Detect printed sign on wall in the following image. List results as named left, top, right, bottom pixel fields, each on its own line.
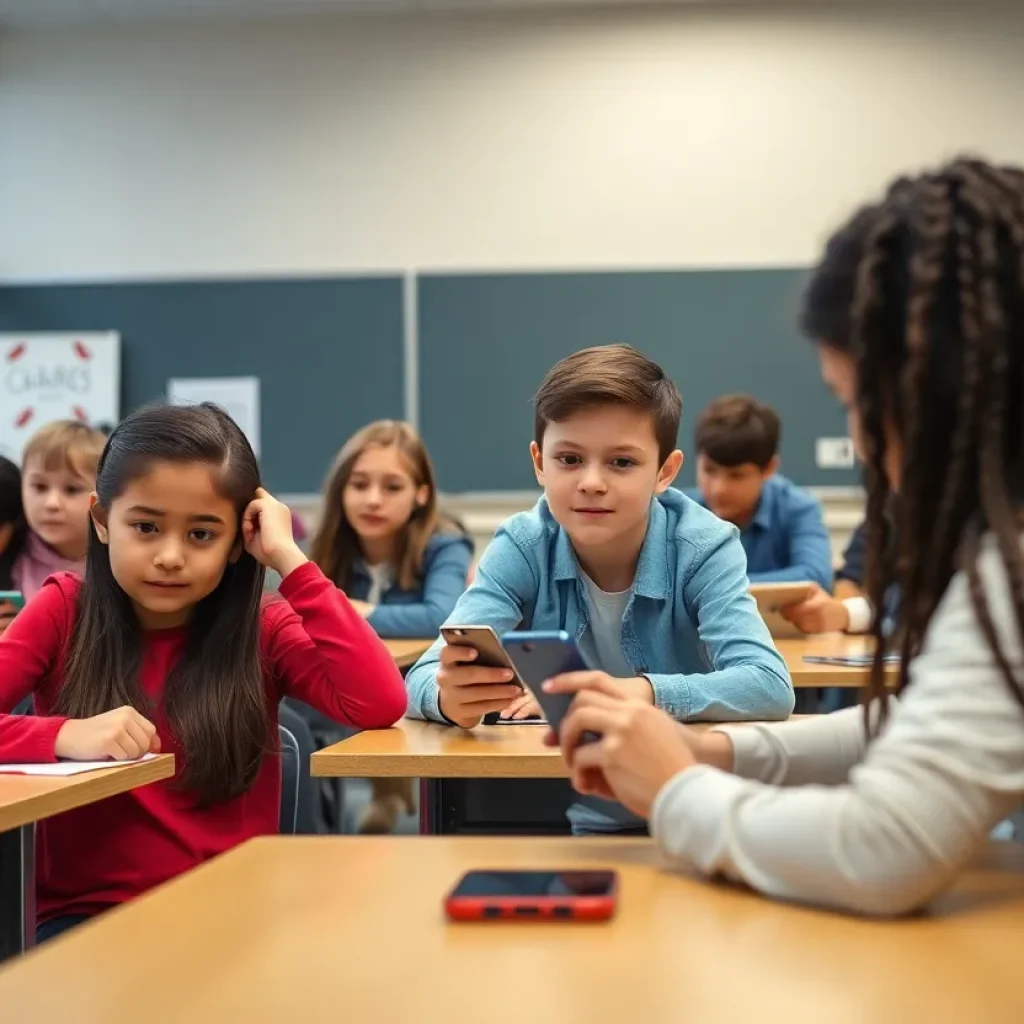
left=0, top=333, right=121, bottom=461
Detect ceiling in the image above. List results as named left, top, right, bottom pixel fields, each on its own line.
left=0, top=0, right=973, bottom=29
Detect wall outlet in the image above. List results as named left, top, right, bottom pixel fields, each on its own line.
left=815, top=437, right=856, bottom=469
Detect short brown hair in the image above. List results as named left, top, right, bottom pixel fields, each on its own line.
left=695, top=394, right=780, bottom=469
left=534, top=345, right=682, bottom=463
left=22, top=420, right=106, bottom=480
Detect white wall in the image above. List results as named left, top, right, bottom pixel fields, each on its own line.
left=2, top=5, right=1024, bottom=282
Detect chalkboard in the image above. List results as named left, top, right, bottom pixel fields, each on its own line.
left=0, top=277, right=404, bottom=493
left=418, top=269, right=855, bottom=492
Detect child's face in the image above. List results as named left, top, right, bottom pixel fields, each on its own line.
left=342, top=444, right=429, bottom=549
left=94, top=461, right=241, bottom=630
left=21, top=455, right=95, bottom=560
left=696, top=454, right=776, bottom=527
left=531, top=404, right=681, bottom=558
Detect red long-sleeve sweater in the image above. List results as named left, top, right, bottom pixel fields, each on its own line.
left=0, top=562, right=407, bottom=925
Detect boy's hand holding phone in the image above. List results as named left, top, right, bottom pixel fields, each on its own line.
left=436, top=643, right=522, bottom=729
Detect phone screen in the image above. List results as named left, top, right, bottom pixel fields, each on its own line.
left=450, top=870, right=616, bottom=899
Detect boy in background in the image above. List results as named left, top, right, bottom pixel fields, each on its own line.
left=687, top=394, right=832, bottom=590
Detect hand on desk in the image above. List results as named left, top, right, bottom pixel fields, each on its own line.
left=436, top=642, right=522, bottom=729
left=542, top=673, right=731, bottom=818
left=500, top=690, right=542, bottom=720
left=780, top=583, right=850, bottom=634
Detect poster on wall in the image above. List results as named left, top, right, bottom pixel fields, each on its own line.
left=0, top=332, right=121, bottom=462
left=168, top=376, right=261, bottom=457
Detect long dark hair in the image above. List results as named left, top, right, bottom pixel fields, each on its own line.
left=0, top=456, right=27, bottom=590
left=55, top=403, right=269, bottom=805
left=801, top=158, right=1024, bottom=729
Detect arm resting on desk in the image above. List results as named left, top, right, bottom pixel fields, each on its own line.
left=651, top=545, right=1024, bottom=916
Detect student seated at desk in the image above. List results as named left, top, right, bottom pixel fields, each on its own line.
left=686, top=395, right=832, bottom=590
left=0, top=403, right=405, bottom=943
left=0, top=421, right=106, bottom=637
left=310, top=420, right=473, bottom=639
left=309, top=420, right=473, bottom=833
left=548, top=158, right=1024, bottom=914
left=405, top=344, right=794, bottom=835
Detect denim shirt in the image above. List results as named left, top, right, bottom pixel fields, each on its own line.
left=686, top=475, right=833, bottom=590
left=405, top=489, right=794, bottom=830
left=345, top=531, right=473, bottom=639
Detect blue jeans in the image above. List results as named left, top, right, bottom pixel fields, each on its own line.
left=36, top=914, right=91, bottom=945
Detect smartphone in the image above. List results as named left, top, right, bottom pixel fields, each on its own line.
left=439, top=625, right=525, bottom=689
left=501, top=630, right=598, bottom=741
left=0, top=591, right=25, bottom=612
left=445, top=869, right=618, bottom=922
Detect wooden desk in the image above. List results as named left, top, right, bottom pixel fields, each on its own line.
left=312, top=719, right=805, bottom=834
left=313, top=718, right=561, bottom=780
left=777, top=635, right=898, bottom=688
left=1, top=835, right=1021, bottom=1022
left=384, top=637, right=432, bottom=670
left=0, top=755, right=174, bottom=961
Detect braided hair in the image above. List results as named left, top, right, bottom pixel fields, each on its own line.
left=802, top=158, right=1024, bottom=730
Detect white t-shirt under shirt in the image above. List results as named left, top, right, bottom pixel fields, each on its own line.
left=365, top=563, right=393, bottom=606
left=578, top=573, right=634, bottom=679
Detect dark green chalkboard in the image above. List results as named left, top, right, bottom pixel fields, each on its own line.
left=0, top=277, right=404, bottom=493
left=419, top=269, right=855, bottom=492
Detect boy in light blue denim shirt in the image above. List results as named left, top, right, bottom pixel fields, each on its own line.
left=405, top=344, right=794, bottom=833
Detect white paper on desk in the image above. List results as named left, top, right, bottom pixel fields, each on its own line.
left=0, top=753, right=157, bottom=776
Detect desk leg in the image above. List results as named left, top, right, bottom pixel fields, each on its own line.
left=418, top=779, right=443, bottom=835
left=0, top=825, right=35, bottom=961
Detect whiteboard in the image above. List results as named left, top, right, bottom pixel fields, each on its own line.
left=0, top=332, right=121, bottom=462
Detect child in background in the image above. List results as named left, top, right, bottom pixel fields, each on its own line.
left=0, top=403, right=406, bottom=942
left=549, top=158, right=1024, bottom=913
left=310, top=420, right=473, bottom=832
left=0, top=456, right=27, bottom=635
left=310, top=420, right=473, bottom=638
left=406, top=345, right=793, bottom=835
left=687, top=395, right=833, bottom=590
left=12, top=420, right=106, bottom=598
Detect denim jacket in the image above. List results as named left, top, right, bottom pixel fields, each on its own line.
left=346, top=531, right=473, bottom=639
left=406, top=489, right=793, bottom=723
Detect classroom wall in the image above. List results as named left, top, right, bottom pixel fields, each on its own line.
left=3, top=6, right=1024, bottom=281
left=1, top=5, right=1023, bottom=493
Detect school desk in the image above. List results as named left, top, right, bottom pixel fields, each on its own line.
left=312, top=718, right=807, bottom=834
left=0, top=835, right=1020, bottom=1022
left=776, top=634, right=899, bottom=688
left=383, top=637, right=433, bottom=670
left=0, top=754, right=175, bottom=961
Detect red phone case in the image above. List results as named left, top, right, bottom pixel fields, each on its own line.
left=445, top=893, right=616, bottom=922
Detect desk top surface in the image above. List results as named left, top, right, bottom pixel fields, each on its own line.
left=1, top=835, right=1020, bottom=1022
left=0, top=755, right=176, bottom=833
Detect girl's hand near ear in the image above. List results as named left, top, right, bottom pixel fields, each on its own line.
left=242, top=488, right=308, bottom=578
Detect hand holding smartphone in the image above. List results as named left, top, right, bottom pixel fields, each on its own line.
left=436, top=626, right=525, bottom=728
left=501, top=631, right=600, bottom=744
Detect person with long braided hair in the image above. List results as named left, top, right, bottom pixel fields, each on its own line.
left=544, top=157, right=1024, bottom=915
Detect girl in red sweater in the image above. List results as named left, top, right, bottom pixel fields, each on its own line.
left=0, top=403, right=407, bottom=943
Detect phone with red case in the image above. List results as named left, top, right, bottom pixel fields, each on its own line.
left=445, top=869, right=618, bottom=922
